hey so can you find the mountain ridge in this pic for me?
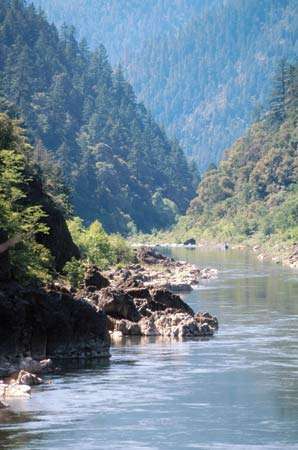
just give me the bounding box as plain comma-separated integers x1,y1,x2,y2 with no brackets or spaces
33,0,297,170
0,0,196,234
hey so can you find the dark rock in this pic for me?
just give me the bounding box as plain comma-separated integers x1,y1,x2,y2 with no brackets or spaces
137,247,173,265
133,298,153,318
117,276,143,289
16,370,43,386
84,265,110,289
195,312,219,330
0,283,110,370
125,287,151,299
184,238,196,246
113,319,141,336
96,287,141,322
150,289,194,315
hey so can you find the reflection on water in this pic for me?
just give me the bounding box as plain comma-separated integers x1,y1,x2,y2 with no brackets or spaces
1,247,298,449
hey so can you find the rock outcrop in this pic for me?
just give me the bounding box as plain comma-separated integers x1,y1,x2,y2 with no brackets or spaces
139,310,216,337
84,265,110,289
183,238,196,246
16,370,43,386
150,289,194,315
0,282,110,378
91,287,141,322
81,267,218,339
111,247,218,292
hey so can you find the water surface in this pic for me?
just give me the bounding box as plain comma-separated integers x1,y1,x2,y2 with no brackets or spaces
1,248,298,449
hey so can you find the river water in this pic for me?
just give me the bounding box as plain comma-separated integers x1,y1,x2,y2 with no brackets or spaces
1,247,298,450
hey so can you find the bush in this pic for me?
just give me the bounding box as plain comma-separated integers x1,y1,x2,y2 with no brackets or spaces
67,217,134,270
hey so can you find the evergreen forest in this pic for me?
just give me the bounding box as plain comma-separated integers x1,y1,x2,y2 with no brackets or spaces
33,0,297,169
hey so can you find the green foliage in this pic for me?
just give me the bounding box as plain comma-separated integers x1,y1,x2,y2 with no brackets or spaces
0,0,195,234
63,257,85,288
173,63,298,245
0,113,52,282
32,141,72,217
67,217,134,270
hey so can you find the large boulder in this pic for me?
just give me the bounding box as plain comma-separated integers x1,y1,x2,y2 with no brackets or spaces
184,238,196,246
139,310,215,337
16,370,43,386
137,247,171,265
96,287,141,322
125,287,151,299
195,312,219,330
84,265,110,289
150,288,194,315
0,283,110,375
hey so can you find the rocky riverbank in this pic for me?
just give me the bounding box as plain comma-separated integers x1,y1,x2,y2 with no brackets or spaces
0,247,218,405
231,242,298,269
0,280,110,405
79,248,218,340
106,247,218,292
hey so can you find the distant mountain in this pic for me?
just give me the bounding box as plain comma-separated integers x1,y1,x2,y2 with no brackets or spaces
33,0,297,170
0,0,195,234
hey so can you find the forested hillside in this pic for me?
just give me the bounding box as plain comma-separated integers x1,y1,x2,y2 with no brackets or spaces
33,0,297,170
0,112,80,282
169,63,298,245
0,0,195,234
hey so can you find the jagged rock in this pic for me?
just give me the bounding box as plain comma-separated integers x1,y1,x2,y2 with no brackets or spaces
16,370,43,386
0,283,110,373
195,312,219,330
139,310,215,337
96,287,141,322
112,319,141,336
133,298,153,317
164,282,192,292
150,289,194,315
137,247,170,265
139,316,159,336
117,276,143,289
1,383,31,398
19,357,53,374
84,265,110,289
199,268,218,279
184,238,196,246
125,287,151,299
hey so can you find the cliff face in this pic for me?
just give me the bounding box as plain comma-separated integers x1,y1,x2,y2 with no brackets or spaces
0,282,110,371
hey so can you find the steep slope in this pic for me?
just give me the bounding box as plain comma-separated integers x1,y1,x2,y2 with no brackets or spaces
174,63,298,244
33,0,297,170
0,0,195,234
0,113,79,281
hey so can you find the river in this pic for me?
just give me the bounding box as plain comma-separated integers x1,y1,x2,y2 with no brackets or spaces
1,247,298,450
